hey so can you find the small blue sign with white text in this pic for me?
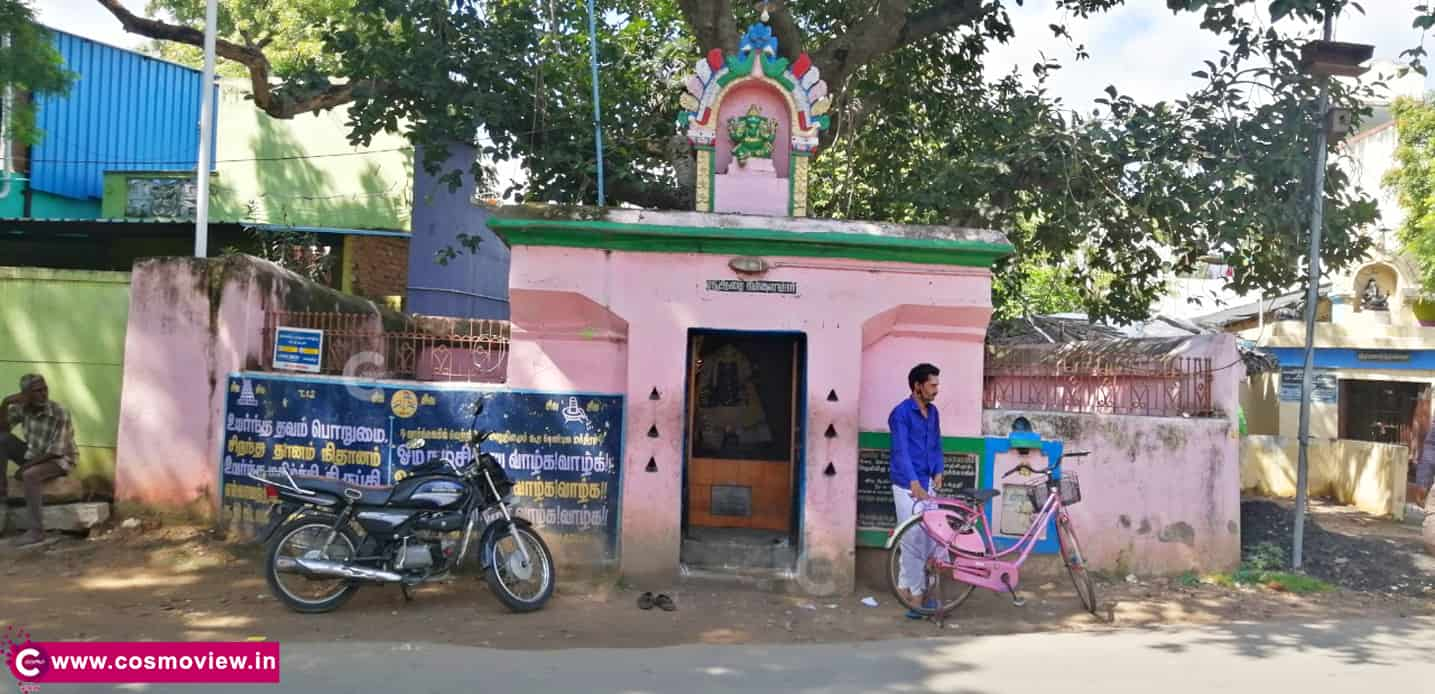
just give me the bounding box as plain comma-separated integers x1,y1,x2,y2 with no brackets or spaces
273,327,323,373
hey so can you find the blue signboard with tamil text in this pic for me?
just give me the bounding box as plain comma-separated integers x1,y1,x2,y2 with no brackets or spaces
272,327,324,373
220,373,624,562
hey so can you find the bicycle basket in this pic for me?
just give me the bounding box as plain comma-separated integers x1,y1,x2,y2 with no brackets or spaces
1024,473,1082,509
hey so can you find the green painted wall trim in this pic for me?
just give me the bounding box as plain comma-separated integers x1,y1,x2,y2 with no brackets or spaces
856,529,890,548
489,218,1013,268
0,266,130,282
786,155,795,216
32,191,102,220
857,431,985,455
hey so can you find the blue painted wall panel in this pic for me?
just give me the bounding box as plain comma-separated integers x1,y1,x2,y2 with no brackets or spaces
30,30,218,202
1268,347,1435,371
406,143,511,319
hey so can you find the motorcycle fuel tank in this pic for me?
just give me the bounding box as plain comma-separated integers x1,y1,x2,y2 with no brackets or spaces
389,475,469,510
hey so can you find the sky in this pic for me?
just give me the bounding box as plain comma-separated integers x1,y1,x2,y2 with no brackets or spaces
981,1,1433,109
36,0,1433,109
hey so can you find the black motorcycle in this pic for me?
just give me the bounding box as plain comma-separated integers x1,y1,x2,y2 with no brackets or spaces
248,399,556,614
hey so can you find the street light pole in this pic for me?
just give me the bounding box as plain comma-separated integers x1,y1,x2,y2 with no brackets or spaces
1292,12,1373,569
193,0,218,257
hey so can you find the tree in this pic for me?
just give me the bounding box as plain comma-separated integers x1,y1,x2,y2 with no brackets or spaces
1385,96,1435,290
105,0,1393,323
0,0,74,146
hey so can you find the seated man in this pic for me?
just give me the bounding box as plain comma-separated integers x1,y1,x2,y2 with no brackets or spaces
1,374,77,546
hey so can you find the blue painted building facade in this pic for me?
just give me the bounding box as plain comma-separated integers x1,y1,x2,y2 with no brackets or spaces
406,143,510,319
3,28,216,219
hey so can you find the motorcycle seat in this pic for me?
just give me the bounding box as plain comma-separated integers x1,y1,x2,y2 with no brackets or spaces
294,477,394,506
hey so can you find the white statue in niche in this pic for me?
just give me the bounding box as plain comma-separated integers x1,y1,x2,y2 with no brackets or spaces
1361,277,1389,311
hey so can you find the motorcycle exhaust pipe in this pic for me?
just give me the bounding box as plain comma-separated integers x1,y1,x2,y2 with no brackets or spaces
276,556,404,583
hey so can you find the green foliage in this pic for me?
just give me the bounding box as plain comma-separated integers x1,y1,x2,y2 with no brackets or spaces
1204,542,1336,594
142,0,350,79
0,0,75,145
1245,541,1285,572
134,0,1398,323
813,0,1381,322
1385,96,1435,291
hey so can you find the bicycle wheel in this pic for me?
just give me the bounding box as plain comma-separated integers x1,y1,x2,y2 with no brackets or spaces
1056,513,1097,615
887,516,979,616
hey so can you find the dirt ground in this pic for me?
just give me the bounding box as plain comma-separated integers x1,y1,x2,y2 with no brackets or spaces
1,496,1431,650
1241,497,1435,595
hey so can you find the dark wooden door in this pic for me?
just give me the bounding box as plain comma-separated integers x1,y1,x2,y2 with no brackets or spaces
685,333,800,532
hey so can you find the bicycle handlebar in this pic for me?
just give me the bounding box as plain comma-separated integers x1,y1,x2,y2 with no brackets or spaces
1000,451,1090,478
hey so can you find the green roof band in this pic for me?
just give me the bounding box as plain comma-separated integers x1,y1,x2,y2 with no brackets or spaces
487,218,1013,269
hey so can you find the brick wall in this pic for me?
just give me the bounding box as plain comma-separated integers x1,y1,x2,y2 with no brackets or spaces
348,236,410,302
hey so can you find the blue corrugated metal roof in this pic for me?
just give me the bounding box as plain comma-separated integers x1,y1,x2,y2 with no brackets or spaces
30,29,218,201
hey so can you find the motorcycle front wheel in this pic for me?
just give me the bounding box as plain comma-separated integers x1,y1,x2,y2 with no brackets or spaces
265,514,362,614
484,525,555,612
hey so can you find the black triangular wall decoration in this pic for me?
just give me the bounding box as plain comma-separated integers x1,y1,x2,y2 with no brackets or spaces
825,424,838,438
647,424,660,438
645,457,658,472
823,462,836,476
649,387,661,400
827,389,839,402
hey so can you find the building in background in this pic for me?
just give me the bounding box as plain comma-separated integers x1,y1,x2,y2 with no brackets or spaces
1,28,416,504
405,142,510,319
1208,61,1434,516
1,29,414,304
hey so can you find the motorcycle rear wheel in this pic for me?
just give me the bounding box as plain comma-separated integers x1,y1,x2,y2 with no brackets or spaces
266,514,362,614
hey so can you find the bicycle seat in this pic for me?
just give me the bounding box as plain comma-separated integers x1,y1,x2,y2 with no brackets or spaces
955,488,1001,503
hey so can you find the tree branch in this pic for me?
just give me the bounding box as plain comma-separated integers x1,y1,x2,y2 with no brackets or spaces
811,0,909,97
94,0,365,119
607,176,689,210
896,0,989,46
677,0,739,54
764,0,804,62
812,0,989,101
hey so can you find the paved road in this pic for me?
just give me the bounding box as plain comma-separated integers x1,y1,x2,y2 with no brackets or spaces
39,616,1434,693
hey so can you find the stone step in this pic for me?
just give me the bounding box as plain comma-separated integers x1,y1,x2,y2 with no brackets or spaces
681,529,797,572
4,502,111,531
3,474,87,504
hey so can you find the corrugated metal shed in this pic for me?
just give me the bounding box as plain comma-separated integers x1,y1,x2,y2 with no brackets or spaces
29,29,218,202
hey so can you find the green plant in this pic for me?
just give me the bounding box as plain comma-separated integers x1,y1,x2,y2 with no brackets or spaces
1245,542,1285,572
1412,298,1435,323
1178,570,1201,587
1204,542,1337,594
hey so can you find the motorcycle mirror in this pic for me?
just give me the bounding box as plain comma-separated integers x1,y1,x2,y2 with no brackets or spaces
405,438,427,450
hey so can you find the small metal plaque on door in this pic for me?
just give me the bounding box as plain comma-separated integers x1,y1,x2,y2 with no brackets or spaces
711,485,752,517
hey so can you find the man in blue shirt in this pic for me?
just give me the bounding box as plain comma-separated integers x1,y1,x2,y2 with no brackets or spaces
889,363,944,616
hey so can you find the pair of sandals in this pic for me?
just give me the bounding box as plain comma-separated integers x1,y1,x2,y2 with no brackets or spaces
637,592,676,611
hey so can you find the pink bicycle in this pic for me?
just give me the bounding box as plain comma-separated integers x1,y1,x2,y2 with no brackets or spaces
885,450,1097,622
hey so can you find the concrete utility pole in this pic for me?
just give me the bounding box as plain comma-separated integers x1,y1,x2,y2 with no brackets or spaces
193,0,218,257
